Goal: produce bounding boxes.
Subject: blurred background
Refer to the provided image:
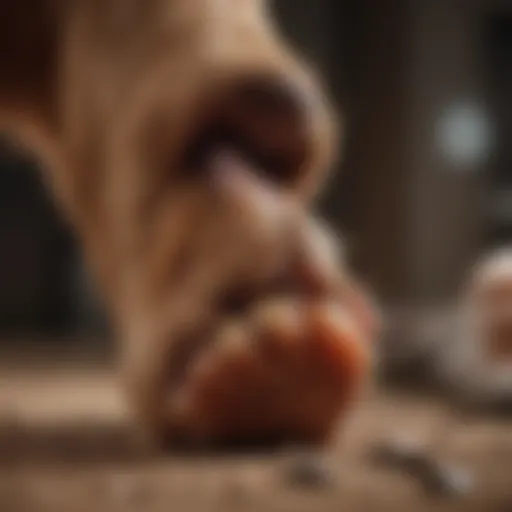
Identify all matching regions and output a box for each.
[0,1,511,510]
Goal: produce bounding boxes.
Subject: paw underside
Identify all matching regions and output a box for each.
[157,297,371,449]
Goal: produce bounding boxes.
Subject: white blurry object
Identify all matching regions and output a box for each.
[438,247,512,406]
[436,101,494,168]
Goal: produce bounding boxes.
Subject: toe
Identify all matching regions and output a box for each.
[306,302,371,397]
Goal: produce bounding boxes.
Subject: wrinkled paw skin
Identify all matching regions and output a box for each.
[167,299,371,448]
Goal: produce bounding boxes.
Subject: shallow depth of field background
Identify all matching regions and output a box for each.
[0,1,510,511]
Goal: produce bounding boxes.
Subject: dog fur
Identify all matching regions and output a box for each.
[0,0,377,447]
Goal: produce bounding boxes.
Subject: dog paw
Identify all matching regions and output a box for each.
[168,298,370,447]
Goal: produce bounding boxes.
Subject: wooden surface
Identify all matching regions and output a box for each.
[0,358,510,512]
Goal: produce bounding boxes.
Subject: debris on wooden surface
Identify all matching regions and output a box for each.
[369,434,475,498]
[282,451,335,489]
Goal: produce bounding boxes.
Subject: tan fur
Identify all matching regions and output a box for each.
[0,0,377,446]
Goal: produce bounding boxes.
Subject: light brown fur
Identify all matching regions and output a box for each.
[1,0,377,447]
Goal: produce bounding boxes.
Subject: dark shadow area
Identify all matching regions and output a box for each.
[0,142,75,337]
